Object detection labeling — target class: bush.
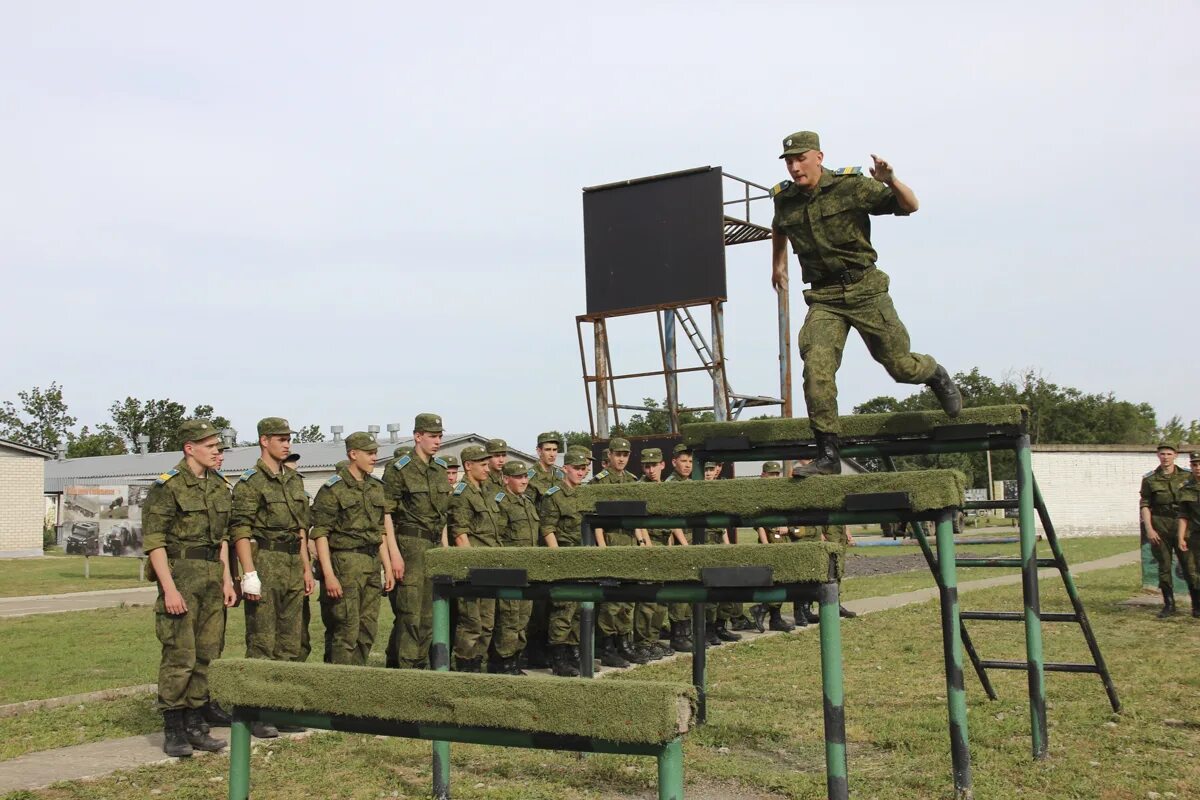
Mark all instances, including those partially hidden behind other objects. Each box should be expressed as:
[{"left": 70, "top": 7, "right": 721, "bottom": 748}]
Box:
[{"left": 43, "top": 524, "right": 57, "bottom": 551}]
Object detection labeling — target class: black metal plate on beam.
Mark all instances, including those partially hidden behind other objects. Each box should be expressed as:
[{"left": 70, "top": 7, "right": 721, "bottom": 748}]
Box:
[
  {"left": 843, "top": 491, "right": 912, "bottom": 512},
  {"left": 595, "top": 500, "right": 648, "bottom": 517},
  {"left": 700, "top": 566, "right": 773, "bottom": 587},
  {"left": 466, "top": 568, "right": 529, "bottom": 588},
  {"left": 702, "top": 436, "right": 752, "bottom": 451},
  {"left": 931, "top": 423, "right": 1010, "bottom": 441}
]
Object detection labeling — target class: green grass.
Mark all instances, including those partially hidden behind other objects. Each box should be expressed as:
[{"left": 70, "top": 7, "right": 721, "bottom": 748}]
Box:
[
  {"left": 0, "top": 694, "right": 159, "bottom": 761},
  {"left": 12, "top": 560, "right": 1199, "bottom": 799},
  {"left": 0, "top": 554, "right": 145, "bottom": 598}
]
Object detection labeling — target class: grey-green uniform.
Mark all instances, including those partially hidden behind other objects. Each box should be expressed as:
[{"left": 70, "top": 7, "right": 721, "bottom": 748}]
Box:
[
  {"left": 493, "top": 461, "right": 539, "bottom": 664},
  {"left": 382, "top": 413, "right": 450, "bottom": 669},
  {"left": 310, "top": 454, "right": 394, "bottom": 666},
  {"left": 448, "top": 451, "right": 504, "bottom": 669},
  {"left": 538, "top": 463, "right": 585, "bottom": 677},
  {"left": 773, "top": 131, "right": 938, "bottom": 436},
  {"left": 638, "top": 450, "right": 685, "bottom": 648},
  {"left": 484, "top": 438, "right": 509, "bottom": 495},
  {"left": 230, "top": 453, "right": 312, "bottom": 662},
  {"left": 1174, "top": 455, "right": 1200, "bottom": 615},
  {"left": 592, "top": 460, "right": 638, "bottom": 640},
  {"left": 1141, "top": 460, "right": 1192, "bottom": 590}
]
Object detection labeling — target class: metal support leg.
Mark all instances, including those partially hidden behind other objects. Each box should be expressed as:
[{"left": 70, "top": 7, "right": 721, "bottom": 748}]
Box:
[
  {"left": 817, "top": 582, "right": 849, "bottom": 800},
  {"left": 432, "top": 593, "right": 451, "bottom": 799},
  {"left": 691, "top": 602, "right": 707, "bottom": 724},
  {"left": 935, "top": 511, "right": 974, "bottom": 799},
  {"left": 657, "top": 737, "right": 685, "bottom": 800},
  {"left": 228, "top": 718, "right": 251, "bottom": 800},
  {"left": 1017, "top": 436, "right": 1049, "bottom": 759}
]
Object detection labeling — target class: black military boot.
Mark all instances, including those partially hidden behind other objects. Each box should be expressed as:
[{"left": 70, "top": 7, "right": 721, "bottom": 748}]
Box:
[
  {"left": 714, "top": 620, "right": 741, "bottom": 642},
  {"left": 1158, "top": 586, "right": 1177, "bottom": 618},
  {"left": 618, "top": 636, "right": 652, "bottom": 664},
  {"left": 454, "top": 656, "right": 483, "bottom": 673},
  {"left": 731, "top": 614, "right": 755, "bottom": 632},
  {"left": 550, "top": 645, "right": 580, "bottom": 677},
  {"left": 705, "top": 625, "right": 721, "bottom": 647},
  {"left": 183, "top": 708, "right": 227, "bottom": 752},
  {"left": 162, "top": 709, "right": 193, "bottom": 758},
  {"left": 791, "top": 603, "right": 809, "bottom": 628},
  {"left": 839, "top": 604, "right": 858, "bottom": 619},
  {"left": 251, "top": 721, "right": 280, "bottom": 739},
  {"left": 792, "top": 432, "right": 841, "bottom": 478},
  {"left": 1191, "top": 588, "right": 1200, "bottom": 618},
  {"left": 599, "top": 636, "right": 631, "bottom": 668},
  {"left": 199, "top": 699, "right": 231, "bottom": 727},
  {"left": 668, "top": 620, "right": 693, "bottom": 652},
  {"left": 926, "top": 364, "right": 962, "bottom": 418},
  {"left": 768, "top": 607, "right": 795, "bottom": 632},
  {"left": 750, "top": 603, "right": 768, "bottom": 633}
]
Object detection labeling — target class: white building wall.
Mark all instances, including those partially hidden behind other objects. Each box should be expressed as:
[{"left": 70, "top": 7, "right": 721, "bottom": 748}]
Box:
[
  {"left": 0, "top": 451, "right": 47, "bottom": 557},
  {"left": 1031, "top": 450, "right": 1161, "bottom": 537}
]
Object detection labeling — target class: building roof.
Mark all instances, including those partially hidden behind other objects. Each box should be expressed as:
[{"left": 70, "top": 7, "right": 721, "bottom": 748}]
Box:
[
  {"left": 44, "top": 434, "right": 538, "bottom": 493},
  {"left": 0, "top": 438, "right": 54, "bottom": 459}
]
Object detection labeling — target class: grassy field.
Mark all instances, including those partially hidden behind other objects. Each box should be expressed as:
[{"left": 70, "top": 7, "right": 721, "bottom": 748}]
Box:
[
  {"left": 7, "top": 559, "right": 1197, "bottom": 799},
  {"left": 0, "top": 554, "right": 145, "bottom": 598}
]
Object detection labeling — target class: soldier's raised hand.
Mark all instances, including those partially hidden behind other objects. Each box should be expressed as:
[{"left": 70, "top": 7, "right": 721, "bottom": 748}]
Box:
[{"left": 870, "top": 154, "right": 895, "bottom": 184}]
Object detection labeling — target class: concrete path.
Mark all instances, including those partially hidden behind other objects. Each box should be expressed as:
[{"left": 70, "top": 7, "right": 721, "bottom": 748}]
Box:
[
  {"left": 0, "top": 549, "right": 1140, "bottom": 793},
  {"left": 0, "top": 586, "right": 156, "bottom": 618}
]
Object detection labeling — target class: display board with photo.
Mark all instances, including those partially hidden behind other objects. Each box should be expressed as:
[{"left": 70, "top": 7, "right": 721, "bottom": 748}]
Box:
[{"left": 59, "top": 484, "right": 146, "bottom": 557}]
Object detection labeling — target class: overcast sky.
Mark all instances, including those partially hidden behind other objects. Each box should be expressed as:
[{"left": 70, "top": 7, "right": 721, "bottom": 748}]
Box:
[{"left": 2, "top": 1, "right": 1196, "bottom": 449}]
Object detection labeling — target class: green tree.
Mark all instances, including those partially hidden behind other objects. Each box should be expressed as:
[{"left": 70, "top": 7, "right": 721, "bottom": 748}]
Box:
[
  {"left": 0, "top": 383, "right": 77, "bottom": 450},
  {"left": 66, "top": 425, "right": 128, "bottom": 458},
  {"left": 294, "top": 424, "right": 325, "bottom": 443},
  {"left": 563, "top": 430, "right": 592, "bottom": 450},
  {"left": 191, "top": 404, "right": 233, "bottom": 434},
  {"left": 1156, "top": 416, "right": 1200, "bottom": 447},
  {"left": 611, "top": 398, "right": 715, "bottom": 438}
]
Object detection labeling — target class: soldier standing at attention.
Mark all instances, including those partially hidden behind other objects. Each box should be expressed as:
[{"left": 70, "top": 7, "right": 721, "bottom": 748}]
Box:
[
  {"left": 492, "top": 460, "right": 540, "bottom": 673},
  {"left": 383, "top": 413, "right": 450, "bottom": 669},
  {"left": 443, "top": 454, "right": 460, "bottom": 486},
  {"left": 143, "top": 419, "right": 238, "bottom": 757},
  {"left": 523, "top": 432, "right": 564, "bottom": 668},
  {"left": 639, "top": 448, "right": 692, "bottom": 652},
  {"left": 448, "top": 445, "right": 503, "bottom": 672},
  {"left": 1174, "top": 451, "right": 1200, "bottom": 618},
  {"left": 539, "top": 447, "right": 591, "bottom": 676},
  {"left": 770, "top": 131, "right": 961, "bottom": 477},
  {"left": 1141, "top": 443, "right": 1191, "bottom": 617},
  {"left": 281, "top": 453, "right": 319, "bottom": 663},
  {"left": 484, "top": 439, "right": 509, "bottom": 494},
  {"left": 753, "top": 462, "right": 800, "bottom": 632},
  {"left": 229, "top": 418, "right": 314, "bottom": 738},
  {"left": 310, "top": 432, "right": 397, "bottom": 665}
]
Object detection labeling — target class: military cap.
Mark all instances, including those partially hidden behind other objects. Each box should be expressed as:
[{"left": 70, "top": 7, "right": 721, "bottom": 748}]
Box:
[
  {"left": 486, "top": 438, "right": 509, "bottom": 455},
  {"left": 460, "top": 445, "right": 489, "bottom": 463},
  {"left": 257, "top": 417, "right": 296, "bottom": 437},
  {"left": 762, "top": 461, "right": 782, "bottom": 473},
  {"left": 780, "top": 130, "right": 820, "bottom": 158},
  {"left": 284, "top": 453, "right": 301, "bottom": 463},
  {"left": 1156, "top": 442, "right": 1178, "bottom": 452},
  {"left": 704, "top": 461, "right": 720, "bottom": 470},
  {"left": 563, "top": 450, "right": 590, "bottom": 467},
  {"left": 608, "top": 436, "right": 631, "bottom": 453},
  {"left": 344, "top": 431, "right": 378, "bottom": 453},
  {"left": 393, "top": 445, "right": 414, "bottom": 459},
  {"left": 672, "top": 443, "right": 690, "bottom": 456},
  {"left": 442, "top": 454, "right": 460, "bottom": 467},
  {"left": 1190, "top": 452, "right": 1200, "bottom": 462},
  {"left": 502, "top": 460, "right": 529, "bottom": 477},
  {"left": 640, "top": 447, "right": 663, "bottom": 464},
  {"left": 178, "top": 418, "right": 222, "bottom": 445},
  {"left": 537, "top": 431, "right": 564, "bottom": 447},
  {"left": 414, "top": 412, "right": 444, "bottom": 433}
]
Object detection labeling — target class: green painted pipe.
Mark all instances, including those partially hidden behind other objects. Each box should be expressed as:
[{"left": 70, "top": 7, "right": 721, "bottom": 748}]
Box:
[
  {"left": 1017, "top": 437, "right": 1048, "bottom": 759},
  {"left": 228, "top": 719, "right": 251, "bottom": 800},
  {"left": 657, "top": 738, "right": 685, "bottom": 800}
]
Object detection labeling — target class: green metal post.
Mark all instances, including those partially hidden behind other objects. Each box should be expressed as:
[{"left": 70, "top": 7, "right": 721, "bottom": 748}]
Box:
[
  {"left": 228, "top": 719, "right": 251, "bottom": 800},
  {"left": 817, "top": 582, "right": 849, "bottom": 800},
  {"left": 657, "top": 737, "right": 685, "bottom": 800},
  {"left": 934, "top": 511, "right": 973, "bottom": 798},
  {"left": 1017, "top": 436, "right": 1048, "bottom": 759},
  {"left": 432, "top": 593, "right": 452, "bottom": 798}
]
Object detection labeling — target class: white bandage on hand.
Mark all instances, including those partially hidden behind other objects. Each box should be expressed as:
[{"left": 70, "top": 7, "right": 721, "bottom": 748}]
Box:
[{"left": 241, "top": 570, "right": 262, "bottom": 596}]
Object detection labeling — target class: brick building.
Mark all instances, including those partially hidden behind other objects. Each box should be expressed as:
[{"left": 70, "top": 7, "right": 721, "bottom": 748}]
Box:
[{"left": 0, "top": 438, "right": 54, "bottom": 558}]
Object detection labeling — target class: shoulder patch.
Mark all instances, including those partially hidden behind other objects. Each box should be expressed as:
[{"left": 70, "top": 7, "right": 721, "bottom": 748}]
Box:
[
  {"left": 832, "top": 166, "right": 863, "bottom": 176},
  {"left": 239, "top": 468, "right": 257, "bottom": 482},
  {"left": 494, "top": 491, "right": 506, "bottom": 503},
  {"left": 1143, "top": 470, "right": 1155, "bottom": 478},
  {"left": 594, "top": 469, "right": 609, "bottom": 481},
  {"left": 769, "top": 180, "right": 792, "bottom": 197},
  {"left": 545, "top": 486, "right": 560, "bottom": 496},
  {"left": 395, "top": 454, "right": 411, "bottom": 469},
  {"left": 453, "top": 481, "right": 467, "bottom": 496},
  {"left": 526, "top": 468, "right": 536, "bottom": 479},
  {"left": 433, "top": 456, "right": 447, "bottom": 468},
  {"left": 154, "top": 468, "right": 179, "bottom": 486},
  {"left": 324, "top": 475, "right": 342, "bottom": 488},
  {"left": 554, "top": 467, "right": 564, "bottom": 478}
]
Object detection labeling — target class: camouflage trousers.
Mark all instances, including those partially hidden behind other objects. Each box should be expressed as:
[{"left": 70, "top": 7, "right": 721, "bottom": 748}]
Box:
[
  {"left": 454, "top": 597, "right": 495, "bottom": 662},
  {"left": 1148, "top": 515, "right": 1196, "bottom": 589},
  {"left": 799, "top": 270, "right": 937, "bottom": 434},
  {"left": 705, "top": 603, "right": 741, "bottom": 624},
  {"left": 156, "top": 558, "right": 226, "bottom": 711},
  {"left": 597, "top": 530, "right": 636, "bottom": 636},
  {"left": 244, "top": 548, "right": 304, "bottom": 662},
  {"left": 493, "top": 599, "right": 532, "bottom": 658},
  {"left": 320, "top": 551, "right": 382, "bottom": 666},
  {"left": 387, "top": 535, "right": 437, "bottom": 669},
  {"left": 547, "top": 601, "right": 580, "bottom": 646}
]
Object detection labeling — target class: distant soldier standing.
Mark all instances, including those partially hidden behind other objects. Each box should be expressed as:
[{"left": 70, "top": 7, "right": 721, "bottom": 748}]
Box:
[
  {"left": 484, "top": 438, "right": 509, "bottom": 494},
  {"left": 143, "top": 419, "right": 238, "bottom": 757},
  {"left": 539, "top": 447, "right": 592, "bottom": 676},
  {"left": 754, "top": 462, "right": 801, "bottom": 631},
  {"left": 310, "top": 432, "right": 398, "bottom": 665},
  {"left": 448, "top": 445, "right": 504, "bottom": 671},
  {"left": 1141, "top": 443, "right": 1191, "bottom": 617},
  {"left": 443, "top": 454, "right": 460, "bottom": 486},
  {"left": 640, "top": 447, "right": 692, "bottom": 652},
  {"left": 1175, "top": 451, "right": 1200, "bottom": 618},
  {"left": 492, "top": 460, "right": 540, "bottom": 673},
  {"left": 523, "top": 431, "right": 564, "bottom": 668},
  {"left": 770, "top": 130, "right": 961, "bottom": 477}
]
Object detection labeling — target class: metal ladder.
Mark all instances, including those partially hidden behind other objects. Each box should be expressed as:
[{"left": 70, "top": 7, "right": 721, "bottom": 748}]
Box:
[{"left": 674, "top": 307, "right": 781, "bottom": 419}]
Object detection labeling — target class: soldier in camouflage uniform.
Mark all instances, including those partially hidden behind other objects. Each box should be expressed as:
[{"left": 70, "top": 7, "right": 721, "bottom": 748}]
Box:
[
  {"left": 1174, "top": 451, "right": 1200, "bottom": 618},
  {"left": 448, "top": 445, "right": 503, "bottom": 671},
  {"left": 383, "top": 413, "right": 450, "bottom": 669},
  {"left": 697, "top": 460, "right": 747, "bottom": 639},
  {"left": 523, "top": 431, "right": 564, "bottom": 668},
  {"left": 443, "top": 453, "right": 460, "bottom": 486},
  {"left": 484, "top": 438, "right": 509, "bottom": 494},
  {"left": 311, "top": 432, "right": 397, "bottom": 666},
  {"left": 229, "top": 418, "right": 314, "bottom": 738},
  {"left": 1141, "top": 443, "right": 1192, "bottom": 617},
  {"left": 281, "top": 453, "right": 320, "bottom": 663},
  {"left": 592, "top": 437, "right": 654, "bottom": 667},
  {"left": 753, "top": 462, "right": 800, "bottom": 631},
  {"left": 143, "top": 419, "right": 238, "bottom": 757},
  {"left": 492, "top": 460, "right": 539, "bottom": 673},
  {"left": 770, "top": 130, "right": 961, "bottom": 478},
  {"left": 539, "top": 447, "right": 591, "bottom": 676},
  {"left": 639, "top": 448, "right": 693, "bottom": 652}
]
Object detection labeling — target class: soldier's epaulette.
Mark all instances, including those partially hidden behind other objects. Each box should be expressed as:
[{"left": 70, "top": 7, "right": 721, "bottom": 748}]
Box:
[
  {"left": 395, "top": 455, "right": 411, "bottom": 469},
  {"left": 324, "top": 475, "right": 342, "bottom": 488},
  {"left": 433, "top": 456, "right": 447, "bottom": 468},
  {"left": 545, "top": 486, "right": 560, "bottom": 496},
  {"left": 155, "top": 469, "right": 179, "bottom": 486},
  {"left": 453, "top": 481, "right": 467, "bottom": 496},
  {"left": 832, "top": 166, "right": 862, "bottom": 176},
  {"left": 1143, "top": 470, "right": 1155, "bottom": 478},
  {"left": 594, "top": 469, "right": 609, "bottom": 481},
  {"left": 769, "top": 180, "right": 792, "bottom": 197},
  {"left": 239, "top": 468, "right": 257, "bottom": 482},
  {"left": 494, "top": 491, "right": 506, "bottom": 503},
  {"left": 554, "top": 467, "right": 564, "bottom": 479},
  {"left": 526, "top": 468, "right": 536, "bottom": 479}
]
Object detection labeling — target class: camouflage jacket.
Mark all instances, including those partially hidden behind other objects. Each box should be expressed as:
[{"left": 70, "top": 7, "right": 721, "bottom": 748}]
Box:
[
  {"left": 1175, "top": 478, "right": 1200, "bottom": 528},
  {"left": 496, "top": 488, "right": 540, "bottom": 547},
  {"left": 1140, "top": 466, "right": 1192, "bottom": 518},
  {"left": 309, "top": 464, "right": 393, "bottom": 550},
  {"left": 772, "top": 167, "right": 907, "bottom": 285},
  {"left": 142, "top": 458, "right": 232, "bottom": 553},
  {"left": 538, "top": 480, "right": 582, "bottom": 547},
  {"left": 229, "top": 458, "right": 312, "bottom": 544},
  {"left": 448, "top": 480, "right": 502, "bottom": 547},
  {"left": 589, "top": 468, "right": 637, "bottom": 536},
  {"left": 527, "top": 462, "right": 565, "bottom": 506},
  {"left": 383, "top": 451, "right": 450, "bottom": 537}
]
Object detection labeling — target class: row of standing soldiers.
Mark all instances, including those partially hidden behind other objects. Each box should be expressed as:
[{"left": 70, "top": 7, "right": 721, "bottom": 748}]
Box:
[{"left": 1139, "top": 443, "right": 1200, "bottom": 618}]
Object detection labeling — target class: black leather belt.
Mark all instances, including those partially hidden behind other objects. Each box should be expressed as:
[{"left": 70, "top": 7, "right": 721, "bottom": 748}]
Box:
[
  {"left": 332, "top": 545, "right": 378, "bottom": 556},
  {"left": 169, "top": 545, "right": 221, "bottom": 561},
  {"left": 810, "top": 268, "right": 866, "bottom": 290},
  {"left": 255, "top": 538, "right": 301, "bottom": 555},
  {"left": 398, "top": 525, "right": 440, "bottom": 542}
]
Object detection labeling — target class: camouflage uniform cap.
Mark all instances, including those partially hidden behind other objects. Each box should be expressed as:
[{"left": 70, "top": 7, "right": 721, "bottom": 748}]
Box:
[
  {"left": 1157, "top": 442, "right": 1178, "bottom": 452},
  {"left": 672, "top": 442, "right": 690, "bottom": 456},
  {"left": 344, "top": 431, "right": 378, "bottom": 453},
  {"left": 640, "top": 447, "right": 663, "bottom": 464},
  {"left": 178, "top": 418, "right": 222, "bottom": 445},
  {"left": 502, "top": 461, "right": 529, "bottom": 477},
  {"left": 257, "top": 417, "right": 297, "bottom": 437},
  {"left": 442, "top": 454, "right": 460, "bottom": 467},
  {"left": 536, "top": 431, "right": 564, "bottom": 447},
  {"left": 608, "top": 436, "right": 631, "bottom": 453},
  {"left": 704, "top": 462, "right": 720, "bottom": 471},
  {"left": 779, "top": 130, "right": 820, "bottom": 158},
  {"left": 460, "top": 445, "right": 489, "bottom": 463},
  {"left": 393, "top": 445, "right": 414, "bottom": 459},
  {"left": 762, "top": 461, "right": 782, "bottom": 474},
  {"left": 414, "top": 412, "right": 444, "bottom": 433},
  {"left": 486, "top": 438, "right": 508, "bottom": 455},
  {"left": 563, "top": 450, "right": 590, "bottom": 467},
  {"left": 1191, "top": 452, "right": 1200, "bottom": 462}
]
